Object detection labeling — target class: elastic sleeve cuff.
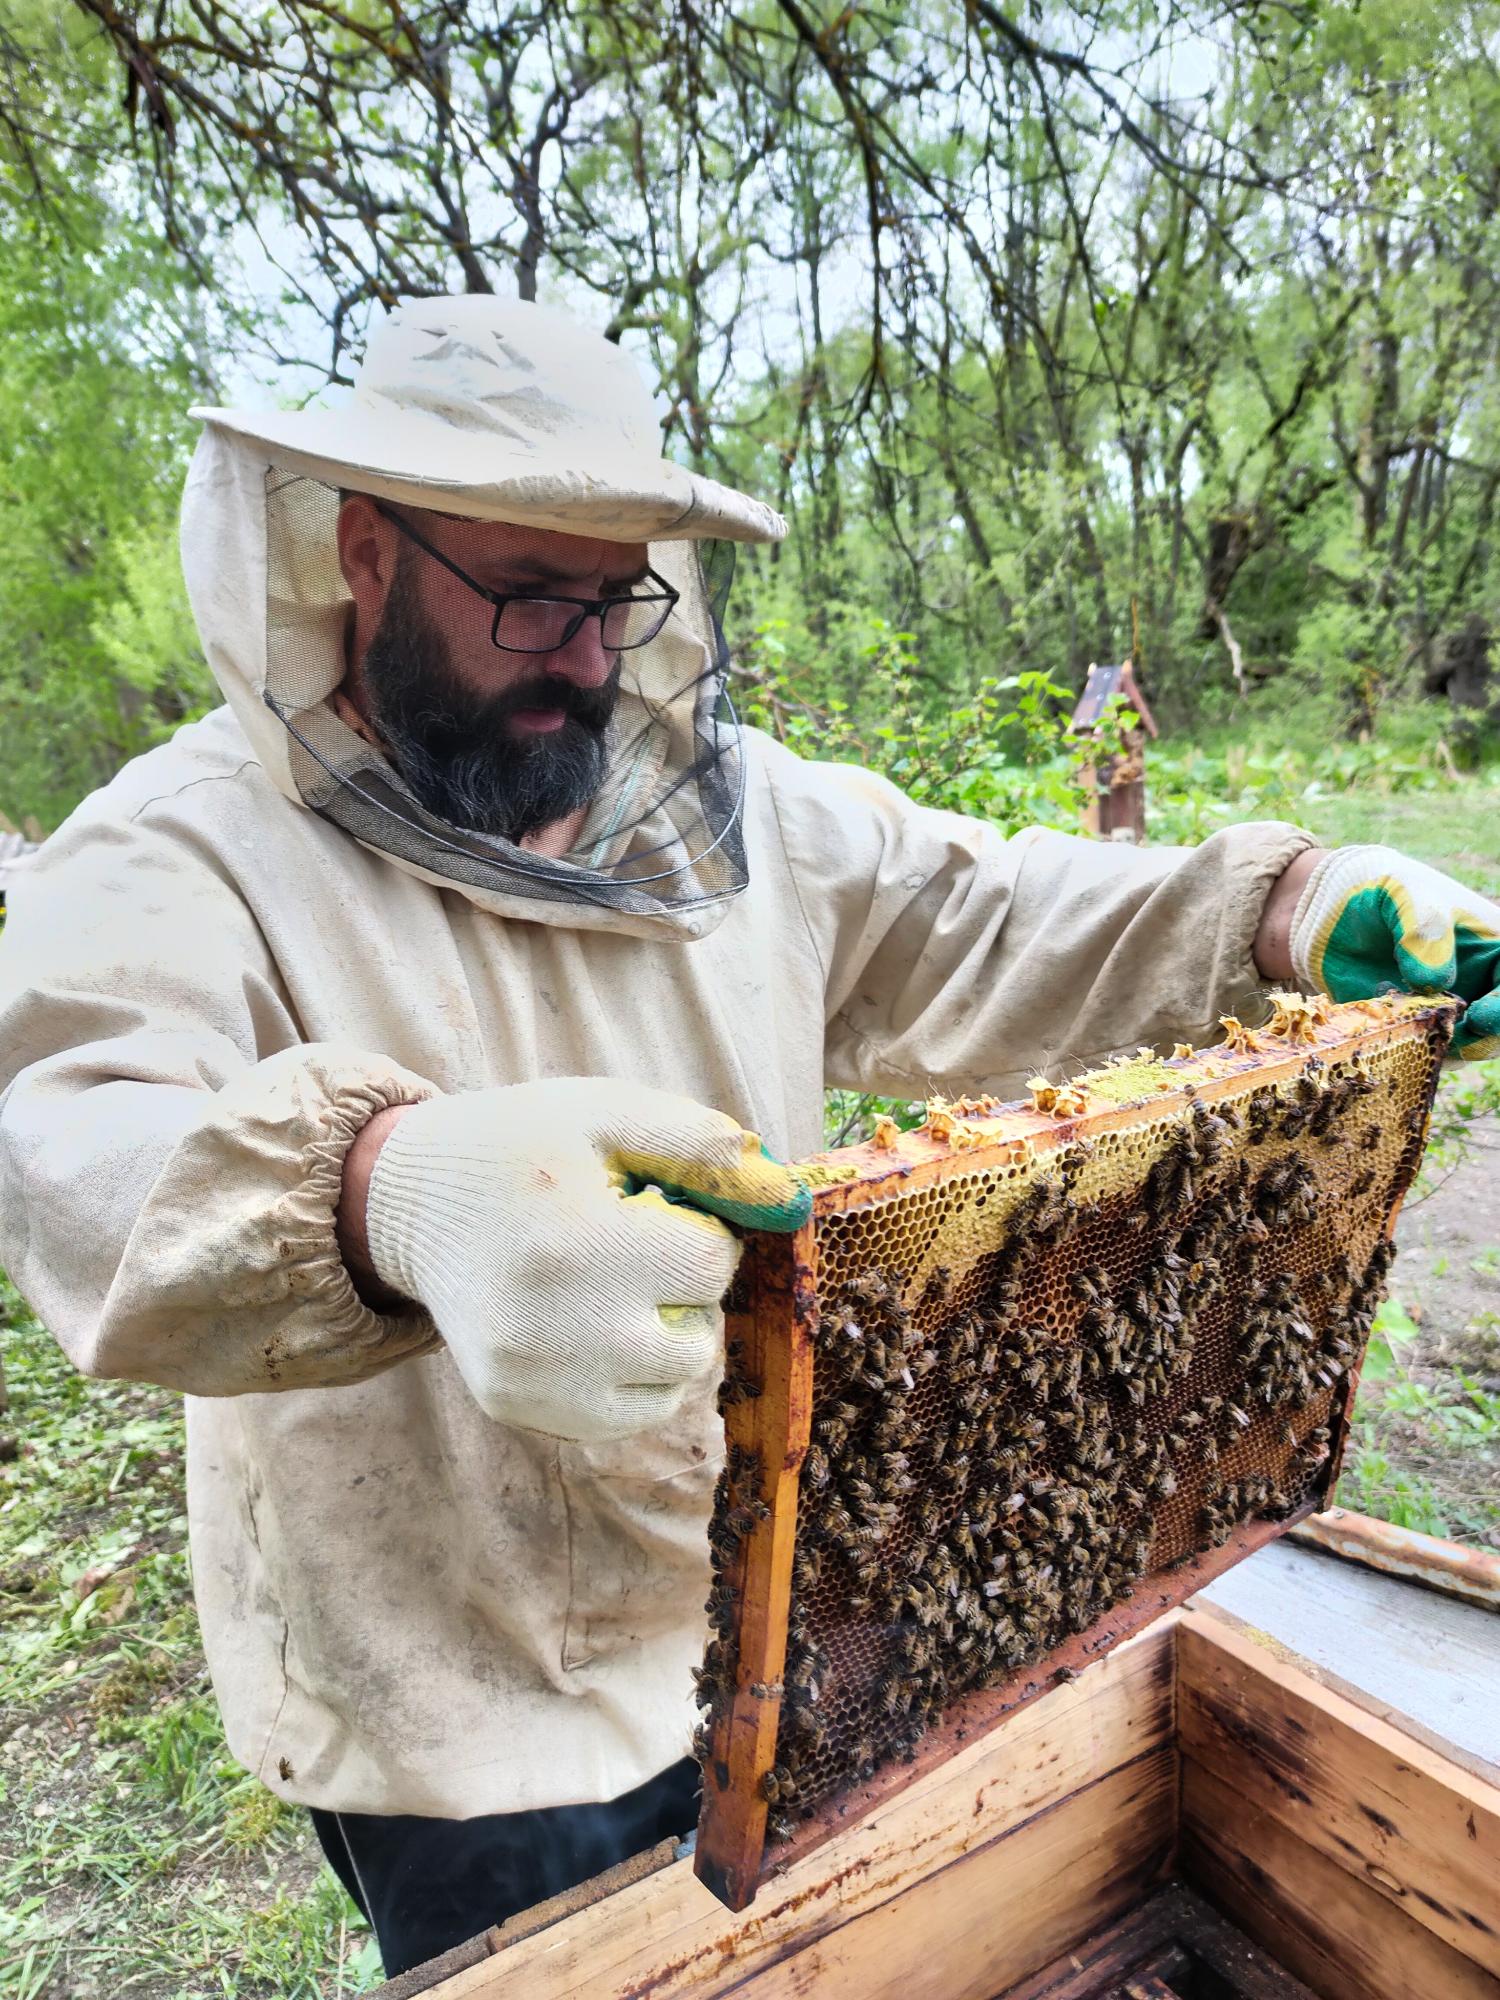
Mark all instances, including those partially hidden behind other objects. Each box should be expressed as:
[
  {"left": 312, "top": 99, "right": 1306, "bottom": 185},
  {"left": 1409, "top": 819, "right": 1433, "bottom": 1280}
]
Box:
[
  {"left": 102, "top": 1043, "right": 444, "bottom": 1394},
  {"left": 1213, "top": 821, "right": 1325, "bottom": 1028},
  {"left": 1289, "top": 848, "right": 1348, "bottom": 992},
  {"left": 291, "top": 1053, "right": 445, "bottom": 1380}
]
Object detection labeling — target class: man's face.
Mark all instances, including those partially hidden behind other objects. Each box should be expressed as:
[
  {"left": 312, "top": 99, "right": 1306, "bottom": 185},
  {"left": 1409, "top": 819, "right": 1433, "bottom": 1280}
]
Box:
[{"left": 341, "top": 503, "right": 651, "bottom": 843}]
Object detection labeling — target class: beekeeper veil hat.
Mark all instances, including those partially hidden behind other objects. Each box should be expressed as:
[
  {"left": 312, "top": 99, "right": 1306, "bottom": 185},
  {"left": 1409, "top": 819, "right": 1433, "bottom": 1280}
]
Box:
[{"left": 180, "top": 295, "right": 787, "bottom": 939}]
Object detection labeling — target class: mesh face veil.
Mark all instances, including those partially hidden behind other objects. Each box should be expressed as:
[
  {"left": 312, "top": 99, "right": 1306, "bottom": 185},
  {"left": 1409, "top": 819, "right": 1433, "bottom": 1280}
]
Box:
[{"left": 254, "top": 466, "right": 751, "bottom": 923}]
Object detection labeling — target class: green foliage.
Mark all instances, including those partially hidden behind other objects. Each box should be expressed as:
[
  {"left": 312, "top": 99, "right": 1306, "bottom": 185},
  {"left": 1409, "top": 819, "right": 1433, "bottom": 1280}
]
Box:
[
  {"left": 1344, "top": 1271, "right": 1500, "bottom": 1546},
  {"left": 0, "top": 0, "right": 218, "bottom": 831},
  {"left": 738, "top": 606, "right": 1095, "bottom": 832},
  {"left": 1336, "top": 1446, "right": 1472, "bottom": 1542},
  {"left": 93, "top": 521, "right": 214, "bottom": 744}
]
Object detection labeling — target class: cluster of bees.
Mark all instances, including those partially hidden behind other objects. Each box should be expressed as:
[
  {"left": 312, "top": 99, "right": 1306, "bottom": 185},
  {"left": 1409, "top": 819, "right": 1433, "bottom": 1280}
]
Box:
[{"left": 696, "top": 1051, "right": 1408, "bottom": 1839}]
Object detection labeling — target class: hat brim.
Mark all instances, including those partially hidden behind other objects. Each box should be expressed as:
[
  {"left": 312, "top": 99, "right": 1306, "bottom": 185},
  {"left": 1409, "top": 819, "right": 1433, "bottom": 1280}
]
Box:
[{"left": 189, "top": 402, "right": 788, "bottom": 545}]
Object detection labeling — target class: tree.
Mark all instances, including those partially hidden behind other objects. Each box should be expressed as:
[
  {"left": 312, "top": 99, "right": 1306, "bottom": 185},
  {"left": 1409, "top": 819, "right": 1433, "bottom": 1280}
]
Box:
[
  {"left": 0, "top": 0, "right": 218, "bottom": 827},
  {"left": 10, "top": 0, "right": 1500, "bottom": 821}
]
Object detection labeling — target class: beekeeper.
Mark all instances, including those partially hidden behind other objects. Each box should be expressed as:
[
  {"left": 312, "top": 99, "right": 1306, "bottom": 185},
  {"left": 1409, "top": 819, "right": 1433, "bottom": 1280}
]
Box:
[{"left": 2, "top": 296, "right": 1497, "bottom": 1980}]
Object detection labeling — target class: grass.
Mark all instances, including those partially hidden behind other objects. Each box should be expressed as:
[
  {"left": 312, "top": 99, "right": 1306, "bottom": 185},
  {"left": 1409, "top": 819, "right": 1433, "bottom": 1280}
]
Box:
[
  {"left": 3, "top": 687, "right": 1500, "bottom": 1994},
  {"left": 1338, "top": 1054, "right": 1500, "bottom": 1547},
  {"left": 1340, "top": 1296, "right": 1500, "bottom": 1544},
  {"left": 0, "top": 1277, "right": 381, "bottom": 1997},
  {"left": 1145, "top": 691, "right": 1500, "bottom": 897}
]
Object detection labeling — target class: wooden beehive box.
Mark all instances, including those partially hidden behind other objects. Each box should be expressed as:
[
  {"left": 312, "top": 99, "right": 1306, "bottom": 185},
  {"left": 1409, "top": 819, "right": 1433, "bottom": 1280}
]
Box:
[
  {"left": 694, "top": 995, "right": 1454, "bottom": 1906},
  {"left": 378, "top": 1586, "right": 1500, "bottom": 2000}
]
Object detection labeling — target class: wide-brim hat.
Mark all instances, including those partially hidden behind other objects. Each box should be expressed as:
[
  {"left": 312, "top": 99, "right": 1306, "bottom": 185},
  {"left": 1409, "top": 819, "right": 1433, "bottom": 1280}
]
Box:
[{"left": 191, "top": 295, "right": 787, "bottom": 545}]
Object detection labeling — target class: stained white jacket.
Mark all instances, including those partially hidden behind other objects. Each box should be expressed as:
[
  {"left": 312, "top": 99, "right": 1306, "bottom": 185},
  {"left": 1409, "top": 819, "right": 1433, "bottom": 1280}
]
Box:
[{"left": 0, "top": 428, "right": 1312, "bottom": 1814}]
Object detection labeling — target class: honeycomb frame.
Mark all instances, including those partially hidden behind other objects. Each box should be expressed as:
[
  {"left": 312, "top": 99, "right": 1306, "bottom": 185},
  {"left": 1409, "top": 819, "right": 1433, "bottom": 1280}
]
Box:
[{"left": 693, "top": 997, "right": 1456, "bottom": 1911}]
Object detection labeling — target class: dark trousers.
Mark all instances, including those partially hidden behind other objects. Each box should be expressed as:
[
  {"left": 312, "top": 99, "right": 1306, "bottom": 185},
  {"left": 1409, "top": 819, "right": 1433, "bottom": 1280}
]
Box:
[{"left": 311, "top": 1758, "right": 700, "bottom": 1979}]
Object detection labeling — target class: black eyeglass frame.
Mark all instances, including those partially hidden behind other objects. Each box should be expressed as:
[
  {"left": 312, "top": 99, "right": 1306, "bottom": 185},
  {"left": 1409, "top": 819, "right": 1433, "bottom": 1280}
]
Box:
[{"left": 370, "top": 499, "right": 681, "bottom": 655}]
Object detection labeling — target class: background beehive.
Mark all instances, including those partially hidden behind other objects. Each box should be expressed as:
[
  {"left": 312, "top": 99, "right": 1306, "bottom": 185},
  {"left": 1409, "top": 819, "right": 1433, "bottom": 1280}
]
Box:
[{"left": 693, "top": 997, "right": 1456, "bottom": 1910}]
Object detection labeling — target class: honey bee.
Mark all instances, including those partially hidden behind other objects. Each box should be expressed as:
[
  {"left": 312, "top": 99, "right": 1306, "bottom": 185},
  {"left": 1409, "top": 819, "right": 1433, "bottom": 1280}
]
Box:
[
  {"left": 1072, "top": 1266, "right": 1111, "bottom": 1308},
  {"left": 727, "top": 1441, "right": 763, "bottom": 1485},
  {"left": 791, "top": 1707, "right": 829, "bottom": 1756},
  {"left": 792, "top": 1544, "right": 823, "bottom": 1592},
  {"left": 784, "top": 1658, "right": 822, "bottom": 1705},
  {"left": 690, "top": 1662, "right": 723, "bottom": 1709},
  {"left": 764, "top": 1760, "right": 800, "bottom": 1808},
  {"left": 876, "top": 1671, "right": 910, "bottom": 1716}
]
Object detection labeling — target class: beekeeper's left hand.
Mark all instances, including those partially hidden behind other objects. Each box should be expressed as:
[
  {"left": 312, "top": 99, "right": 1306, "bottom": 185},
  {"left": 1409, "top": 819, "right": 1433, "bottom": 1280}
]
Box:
[{"left": 1290, "top": 845, "right": 1500, "bottom": 1058}]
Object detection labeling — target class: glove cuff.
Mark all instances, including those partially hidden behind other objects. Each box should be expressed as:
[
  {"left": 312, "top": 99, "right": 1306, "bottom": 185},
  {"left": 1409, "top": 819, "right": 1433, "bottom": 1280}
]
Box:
[
  {"left": 365, "top": 1095, "right": 497, "bottom": 1307},
  {"left": 1289, "top": 845, "right": 1384, "bottom": 994}
]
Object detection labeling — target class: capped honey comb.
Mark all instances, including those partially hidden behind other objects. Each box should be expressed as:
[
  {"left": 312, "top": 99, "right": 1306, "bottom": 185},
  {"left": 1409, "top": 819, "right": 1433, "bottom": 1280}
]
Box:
[{"left": 693, "top": 996, "right": 1456, "bottom": 1910}]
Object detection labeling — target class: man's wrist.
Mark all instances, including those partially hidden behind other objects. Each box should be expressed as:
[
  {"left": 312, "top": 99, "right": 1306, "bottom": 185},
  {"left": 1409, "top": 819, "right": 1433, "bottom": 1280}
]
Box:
[
  {"left": 1253, "top": 847, "right": 1325, "bottom": 984},
  {"left": 336, "top": 1103, "right": 417, "bottom": 1310}
]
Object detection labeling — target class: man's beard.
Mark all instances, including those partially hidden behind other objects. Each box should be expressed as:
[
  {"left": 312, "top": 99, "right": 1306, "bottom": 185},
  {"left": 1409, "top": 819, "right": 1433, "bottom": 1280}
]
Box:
[{"left": 361, "top": 552, "right": 621, "bottom": 844}]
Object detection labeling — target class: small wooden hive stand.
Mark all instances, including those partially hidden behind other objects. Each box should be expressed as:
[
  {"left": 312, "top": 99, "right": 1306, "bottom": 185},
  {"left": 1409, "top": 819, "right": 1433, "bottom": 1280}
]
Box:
[{"left": 1071, "top": 659, "right": 1158, "bottom": 843}]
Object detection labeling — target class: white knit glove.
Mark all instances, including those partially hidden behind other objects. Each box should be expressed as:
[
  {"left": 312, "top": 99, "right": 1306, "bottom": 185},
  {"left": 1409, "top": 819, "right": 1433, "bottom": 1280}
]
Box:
[{"left": 364, "top": 1077, "right": 809, "bottom": 1441}]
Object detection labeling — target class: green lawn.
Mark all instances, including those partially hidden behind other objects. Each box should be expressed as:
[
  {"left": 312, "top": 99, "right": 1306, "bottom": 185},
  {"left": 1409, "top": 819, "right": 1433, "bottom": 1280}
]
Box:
[{"left": 1144, "top": 700, "right": 1500, "bottom": 897}]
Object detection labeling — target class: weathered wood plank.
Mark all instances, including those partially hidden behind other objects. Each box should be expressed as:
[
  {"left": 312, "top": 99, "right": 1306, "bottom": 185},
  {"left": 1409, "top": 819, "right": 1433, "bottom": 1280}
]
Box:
[
  {"left": 1196, "top": 1540, "right": 1500, "bottom": 1780},
  {"left": 737, "top": 1749, "right": 1176, "bottom": 2000},
  {"left": 416, "top": 1622, "right": 1176, "bottom": 2000},
  {"left": 1178, "top": 1610, "right": 1500, "bottom": 1973},
  {"left": 997, "top": 1881, "right": 1319, "bottom": 2000},
  {"left": 1180, "top": 1761, "right": 1500, "bottom": 2000},
  {"left": 695, "top": 1220, "right": 816, "bottom": 1908}
]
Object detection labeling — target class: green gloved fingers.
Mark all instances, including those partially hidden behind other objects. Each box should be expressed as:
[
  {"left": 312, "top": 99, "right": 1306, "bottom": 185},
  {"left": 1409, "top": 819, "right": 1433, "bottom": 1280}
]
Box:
[
  {"left": 1301, "top": 867, "right": 1454, "bottom": 1000},
  {"left": 1454, "top": 983, "right": 1500, "bottom": 1061},
  {"left": 1453, "top": 924, "right": 1500, "bottom": 1002},
  {"left": 619, "top": 1138, "right": 812, "bottom": 1234},
  {"left": 1291, "top": 846, "right": 1500, "bottom": 1060}
]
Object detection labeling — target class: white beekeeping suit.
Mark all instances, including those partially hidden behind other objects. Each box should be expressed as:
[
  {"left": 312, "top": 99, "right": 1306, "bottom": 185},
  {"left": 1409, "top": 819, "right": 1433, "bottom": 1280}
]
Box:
[{"left": 0, "top": 296, "right": 1312, "bottom": 1815}]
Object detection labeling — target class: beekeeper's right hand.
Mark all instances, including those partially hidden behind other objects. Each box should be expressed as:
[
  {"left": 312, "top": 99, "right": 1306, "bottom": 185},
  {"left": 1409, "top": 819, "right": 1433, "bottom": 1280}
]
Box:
[{"left": 358, "top": 1077, "right": 810, "bottom": 1442}]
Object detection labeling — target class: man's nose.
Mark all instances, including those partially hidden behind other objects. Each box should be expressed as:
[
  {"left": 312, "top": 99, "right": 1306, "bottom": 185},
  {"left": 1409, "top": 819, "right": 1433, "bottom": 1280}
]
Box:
[{"left": 545, "top": 617, "right": 616, "bottom": 689}]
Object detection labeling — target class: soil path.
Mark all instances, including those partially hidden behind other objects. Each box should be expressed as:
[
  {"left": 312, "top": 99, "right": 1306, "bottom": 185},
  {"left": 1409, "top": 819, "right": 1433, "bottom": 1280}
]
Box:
[{"left": 1381, "top": 1113, "right": 1500, "bottom": 1547}]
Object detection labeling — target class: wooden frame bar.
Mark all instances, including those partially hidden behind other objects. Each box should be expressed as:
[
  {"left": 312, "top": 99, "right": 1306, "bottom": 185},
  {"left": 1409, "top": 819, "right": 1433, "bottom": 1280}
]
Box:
[
  {"left": 1289, "top": 1504, "right": 1500, "bottom": 1611},
  {"left": 694, "top": 1220, "right": 817, "bottom": 1905}
]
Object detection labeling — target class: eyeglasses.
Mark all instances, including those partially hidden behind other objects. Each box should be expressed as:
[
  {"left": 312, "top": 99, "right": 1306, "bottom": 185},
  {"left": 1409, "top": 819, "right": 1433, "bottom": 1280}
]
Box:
[{"left": 371, "top": 501, "right": 680, "bottom": 655}]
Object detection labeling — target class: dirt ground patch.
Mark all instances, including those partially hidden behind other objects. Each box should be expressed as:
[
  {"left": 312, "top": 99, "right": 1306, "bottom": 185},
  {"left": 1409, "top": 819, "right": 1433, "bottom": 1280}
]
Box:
[{"left": 1367, "top": 1113, "right": 1500, "bottom": 1548}]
